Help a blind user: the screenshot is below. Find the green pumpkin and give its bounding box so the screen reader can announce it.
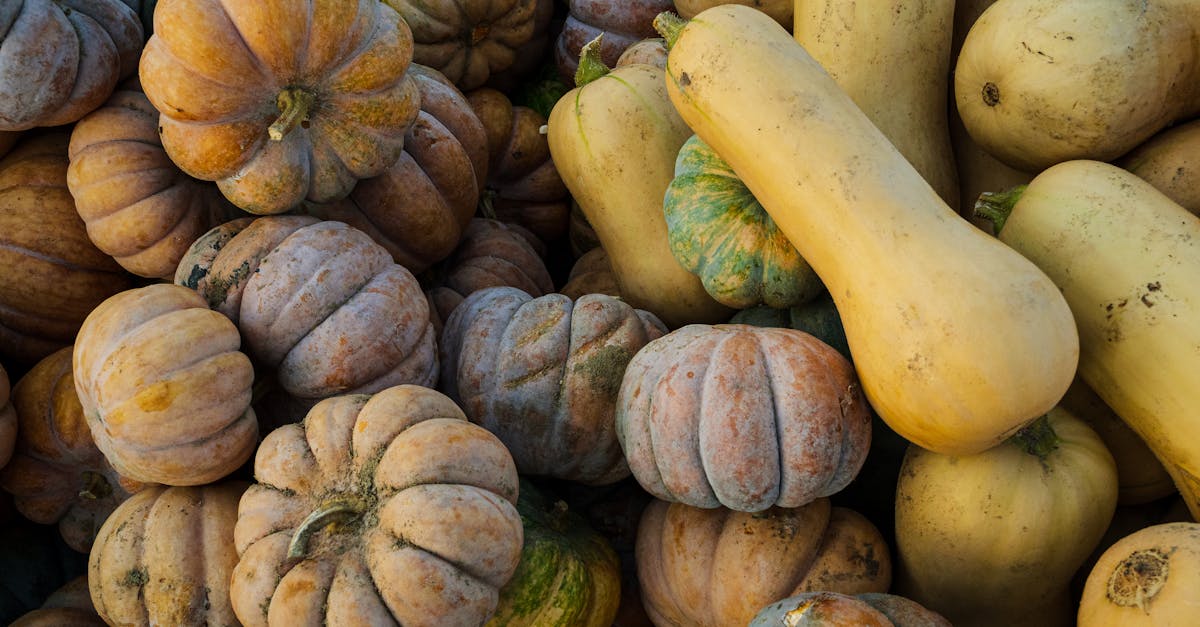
[729,292,850,361]
[488,479,622,627]
[664,134,824,309]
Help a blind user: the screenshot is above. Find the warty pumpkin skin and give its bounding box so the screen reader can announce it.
[440,286,667,485]
[636,497,891,627]
[1078,522,1200,625]
[0,0,143,131]
[616,323,872,512]
[230,385,524,627]
[138,0,422,215]
[0,347,148,554]
[88,481,249,627]
[72,283,259,486]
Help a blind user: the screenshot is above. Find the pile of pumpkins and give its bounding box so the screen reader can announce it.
[1,0,1198,625]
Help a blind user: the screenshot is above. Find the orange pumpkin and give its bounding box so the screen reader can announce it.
[561,247,621,300]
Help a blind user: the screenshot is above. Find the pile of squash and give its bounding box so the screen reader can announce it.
[0,0,1197,625]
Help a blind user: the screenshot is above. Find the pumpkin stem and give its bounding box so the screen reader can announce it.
[269,87,316,141]
[287,499,365,559]
[973,184,1027,234]
[478,188,498,220]
[575,34,610,88]
[78,470,113,500]
[1010,414,1060,462]
[653,12,687,49]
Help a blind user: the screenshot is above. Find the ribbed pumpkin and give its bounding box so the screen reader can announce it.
[72,283,258,486]
[469,87,571,242]
[0,347,148,553]
[9,576,104,627]
[636,498,892,627]
[88,482,248,626]
[230,385,524,626]
[175,216,438,399]
[554,0,676,81]
[307,64,489,274]
[0,132,132,367]
[383,0,539,91]
[0,363,13,469]
[0,0,143,131]
[750,592,952,627]
[616,323,871,511]
[664,134,823,309]
[487,479,621,626]
[138,0,422,215]
[441,287,668,485]
[66,80,238,279]
[561,247,621,300]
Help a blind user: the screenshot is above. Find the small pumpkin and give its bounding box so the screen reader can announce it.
[554,0,676,82]
[9,576,104,627]
[138,0,422,214]
[72,283,259,486]
[230,385,524,626]
[560,247,621,300]
[0,0,143,131]
[728,292,850,361]
[441,286,667,484]
[1078,522,1200,626]
[0,347,148,553]
[616,323,872,512]
[750,591,951,627]
[636,497,892,626]
[88,481,248,626]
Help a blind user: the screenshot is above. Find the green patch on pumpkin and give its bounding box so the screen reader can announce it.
[573,345,632,397]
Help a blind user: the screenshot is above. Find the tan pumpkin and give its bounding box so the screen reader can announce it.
[138,0,422,214]
[0,363,13,469]
[0,131,132,367]
[561,247,621,300]
[0,347,148,553]
[307,64,489,274]
[72,283,259,486]
[89,481,248,626]
[1078,522,1200,626]
[441,287,667,484]
[637,498,892,626]
[66,80,239,279]
[0,0,143,131]
[230,385,524,626]
[9,576,104,627]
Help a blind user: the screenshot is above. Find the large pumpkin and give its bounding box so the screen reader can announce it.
[67,80,238,279]
[138,0,422,214]
[0,347,147,553]
[616,323,872,512]
[72,283,259,486]
[0,0,143,131]
[441,286,668,485]
[230,385,524,626]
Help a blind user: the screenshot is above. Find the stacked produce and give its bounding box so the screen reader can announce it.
[0,0,1197,625]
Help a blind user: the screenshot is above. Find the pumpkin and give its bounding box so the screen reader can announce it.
[441,286,667,485]
[72,283,259,486]
[383,0,539,91]
[1116,118,1200,216]
[894,407,1118,626]
[175,216,438,399]
[468,87,571,242]
[0,519,88,624]
[0,347,148,553]
[615,37,667,68]
[751,592,952,627]
[484,0,558,93]
[637,497,891,626]
[0,131,132,367]
[487,478,621,626]
[0,363,13,469]
[138,0,422,215]
[88,481,248,626]
[0,0,143,131]
[728,292,850,361]
[229,385,524,626]
[307,64,489,274]
[9,576,103,627]
[560,247,621,300]
[554,0,676,82]
[664,134,823,309]
[616,323,871,512]
[67,80,239,279]
[1078,522,1200,626]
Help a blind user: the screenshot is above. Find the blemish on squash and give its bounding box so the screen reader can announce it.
[679,72,691,88]
[136,381,178,412]
[1106,547,1169,612]
[122,568,149,588]
[982,82,1001,107]
[573,345,633,397]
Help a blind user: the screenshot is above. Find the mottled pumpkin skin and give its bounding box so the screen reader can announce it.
[9,575,104,627]
[616,323,871,512]
[309,64,489,274]
[0,132,132,367]
[750,591,952,627]
[0,0,143,131]
[72,283,259,486]
[0,364,14,469]
[139,0,421,214]
[67,82,238,279]
[230,385,524,627]
[441,287,667,485]
[636,498,892,627]
[88,482,248,627]
[554,0,675,82]
[0,347,148,553]
[664,134,822,309]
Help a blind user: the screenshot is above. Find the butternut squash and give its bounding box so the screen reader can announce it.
[656,6,1078,455]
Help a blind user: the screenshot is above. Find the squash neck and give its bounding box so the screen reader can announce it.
[973,185,1027,234]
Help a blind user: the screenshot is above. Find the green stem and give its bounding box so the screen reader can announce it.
[478,188,497,220]
[653,12,687,49]
[78,470,113,500]
[574,34,610,88]
[268,88,315,141]
[1011,414,1060,461]
[973,184,1028,234]
[287,499,364,559]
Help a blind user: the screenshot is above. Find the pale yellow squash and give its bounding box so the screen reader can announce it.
[1117,118,1200,216]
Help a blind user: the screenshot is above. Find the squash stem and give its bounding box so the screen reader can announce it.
[269,88,316,141]
[78,470,113,500]
[973,184,1028,234]
[653,12,686,49]
[575,34,610,87]
[287,499,365,559]
[1011,414,1060,462]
